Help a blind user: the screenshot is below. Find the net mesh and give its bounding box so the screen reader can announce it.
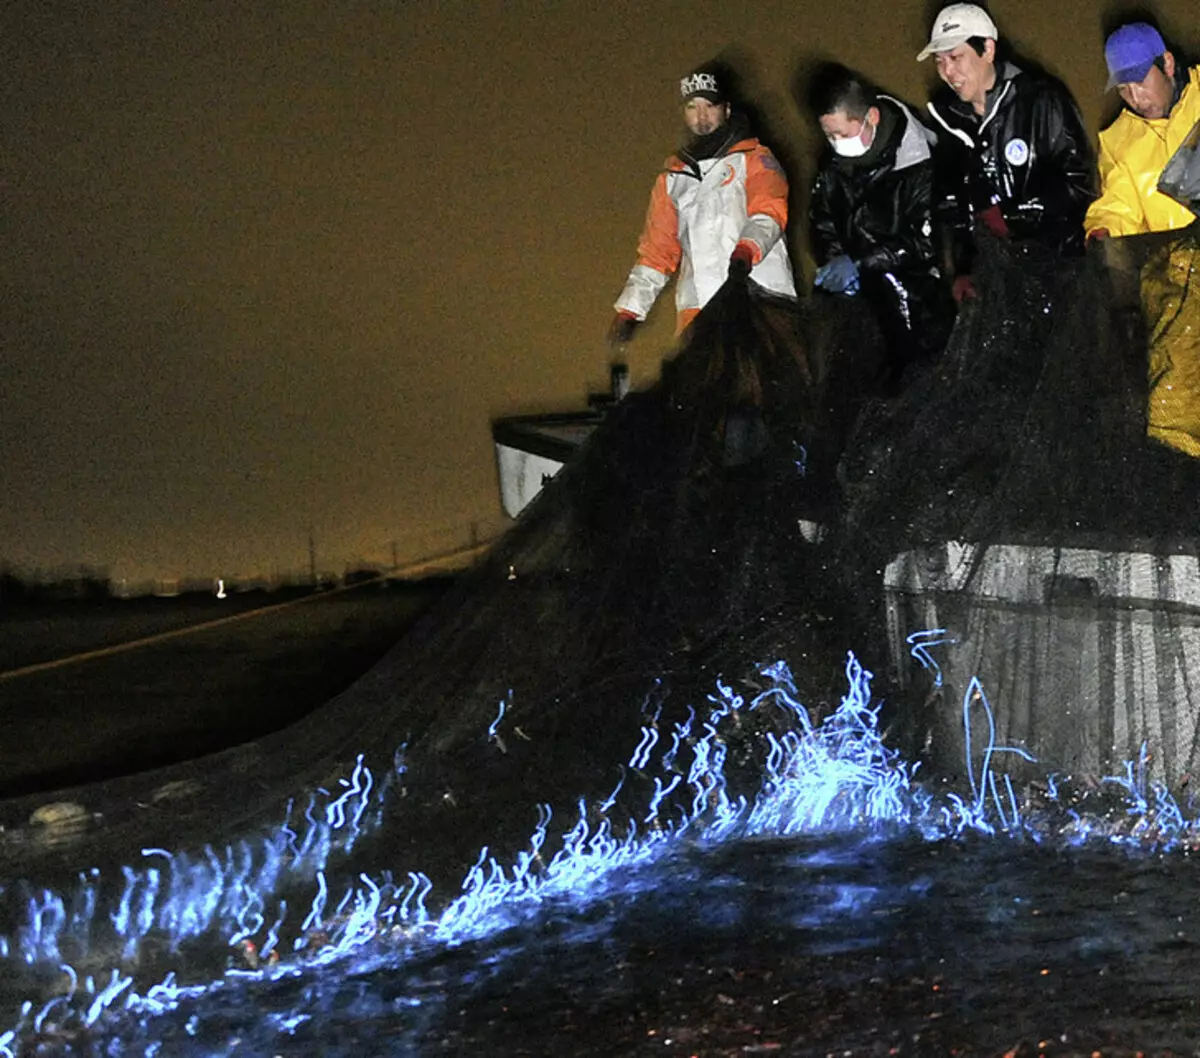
[6,231,1200,856]
[3,228,1200,1024]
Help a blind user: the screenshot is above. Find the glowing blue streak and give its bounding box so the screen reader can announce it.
[262,901,287,958]
[645,775,682,823]
[488,693,510,741]
[83,969,132,1028]
[660,707,695,772]
[628,726,660,771]
[598,766,626,813]
[325,756,373,844]
[793,442,808,475]
[9,649,1200,1050]
[962,677,1037,815]
[906,628,957,689]
[301,870,328,934]
[20,891,65,965]
[33,965,76,1033]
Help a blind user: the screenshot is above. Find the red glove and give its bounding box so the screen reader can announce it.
[951,275,978,303]
[729,239,759,278]
[1087,227,1110,244]
[608,310,639,347]
[977,204,1010,239]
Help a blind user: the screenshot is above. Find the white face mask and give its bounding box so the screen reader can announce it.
[829,120,875,158]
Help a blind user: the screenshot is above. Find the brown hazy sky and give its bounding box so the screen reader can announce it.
[2,0,1193,586]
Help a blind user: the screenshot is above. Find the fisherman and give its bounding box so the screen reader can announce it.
[608,64,796,347]
[1084,22,1200,240]
[1083,24,1200,459]
[807,64,955,392]
[918,3,1094,303]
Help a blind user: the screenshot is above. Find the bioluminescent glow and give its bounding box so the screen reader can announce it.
[905,627,956,688]
[1,644,1197,1053]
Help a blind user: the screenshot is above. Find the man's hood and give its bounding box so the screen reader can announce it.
[883,96,936,170]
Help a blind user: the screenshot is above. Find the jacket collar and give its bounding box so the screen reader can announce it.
[936,60,1021,127]
[669,134,757,175]
[675,111,753,171]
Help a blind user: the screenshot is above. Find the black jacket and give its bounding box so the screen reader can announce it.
[810,96,940,279]
[926,61,1094,274]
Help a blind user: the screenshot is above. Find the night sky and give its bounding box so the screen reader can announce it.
[3,1,1192,588]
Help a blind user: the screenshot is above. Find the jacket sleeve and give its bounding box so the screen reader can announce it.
[808,167,844,263]
[1083,127,1146,236]
[859,164,936,275]
[1002,85,1095,241]
[736,146,789,263]
[614,172,679,319]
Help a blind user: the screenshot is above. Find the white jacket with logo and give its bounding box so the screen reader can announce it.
[615,134,796,325]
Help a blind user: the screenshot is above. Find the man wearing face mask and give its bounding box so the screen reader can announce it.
[919,3,1094,302]
[609,64,796,346]
[808,64,954,391]
[1084,23,1200,241]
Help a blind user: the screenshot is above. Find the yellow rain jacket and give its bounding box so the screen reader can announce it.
[1086,68,1200,458]
[1084,66,1200,237]
[1142,230,1200,457]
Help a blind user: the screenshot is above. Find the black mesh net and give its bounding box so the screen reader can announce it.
[4,227,1200,1042]
[840,227,1200,790]
[5,231,1200,856]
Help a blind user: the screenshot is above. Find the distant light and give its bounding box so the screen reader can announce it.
[216,579,227,599]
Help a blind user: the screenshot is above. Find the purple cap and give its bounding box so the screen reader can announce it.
[1105,23,1166,89]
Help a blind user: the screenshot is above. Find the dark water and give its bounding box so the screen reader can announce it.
[8,652,1200,1058]
[37,832,1200,1057]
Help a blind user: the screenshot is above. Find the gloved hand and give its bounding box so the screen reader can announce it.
[1087,227,1110,244]
[976,203,1010,238]
[951,274,978,303]
[607,311,640,348]
[814,255,860,295]
[728,240,758,281]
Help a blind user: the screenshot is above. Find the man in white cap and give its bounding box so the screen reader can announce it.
[1084,22,1200,240]
[608,63,796,346]
[918,3,1094,301]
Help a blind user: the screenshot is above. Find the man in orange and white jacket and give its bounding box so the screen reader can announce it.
[609,66,796,345]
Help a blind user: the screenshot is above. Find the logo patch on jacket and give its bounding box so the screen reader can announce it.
[1004,138,1030,166]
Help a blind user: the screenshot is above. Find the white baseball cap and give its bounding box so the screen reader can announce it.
[917,3,999,61]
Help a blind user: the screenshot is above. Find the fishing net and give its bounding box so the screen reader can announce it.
[852,227,1200,791]
[4,226,1200,1047]
[0,275,849,1039]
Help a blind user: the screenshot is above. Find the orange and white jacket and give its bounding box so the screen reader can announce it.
[615,136,796,328]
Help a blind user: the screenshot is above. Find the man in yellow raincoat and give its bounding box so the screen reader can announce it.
[1085,23,1199,239]
[1085,23,1200,457]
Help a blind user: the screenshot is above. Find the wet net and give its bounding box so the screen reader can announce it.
[4,226,1200,1047]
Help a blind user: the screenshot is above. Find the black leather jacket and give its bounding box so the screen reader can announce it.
[926,61,1095,274]
[810,97,940,279]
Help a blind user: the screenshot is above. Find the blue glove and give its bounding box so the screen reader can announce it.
[814,255,860,296]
